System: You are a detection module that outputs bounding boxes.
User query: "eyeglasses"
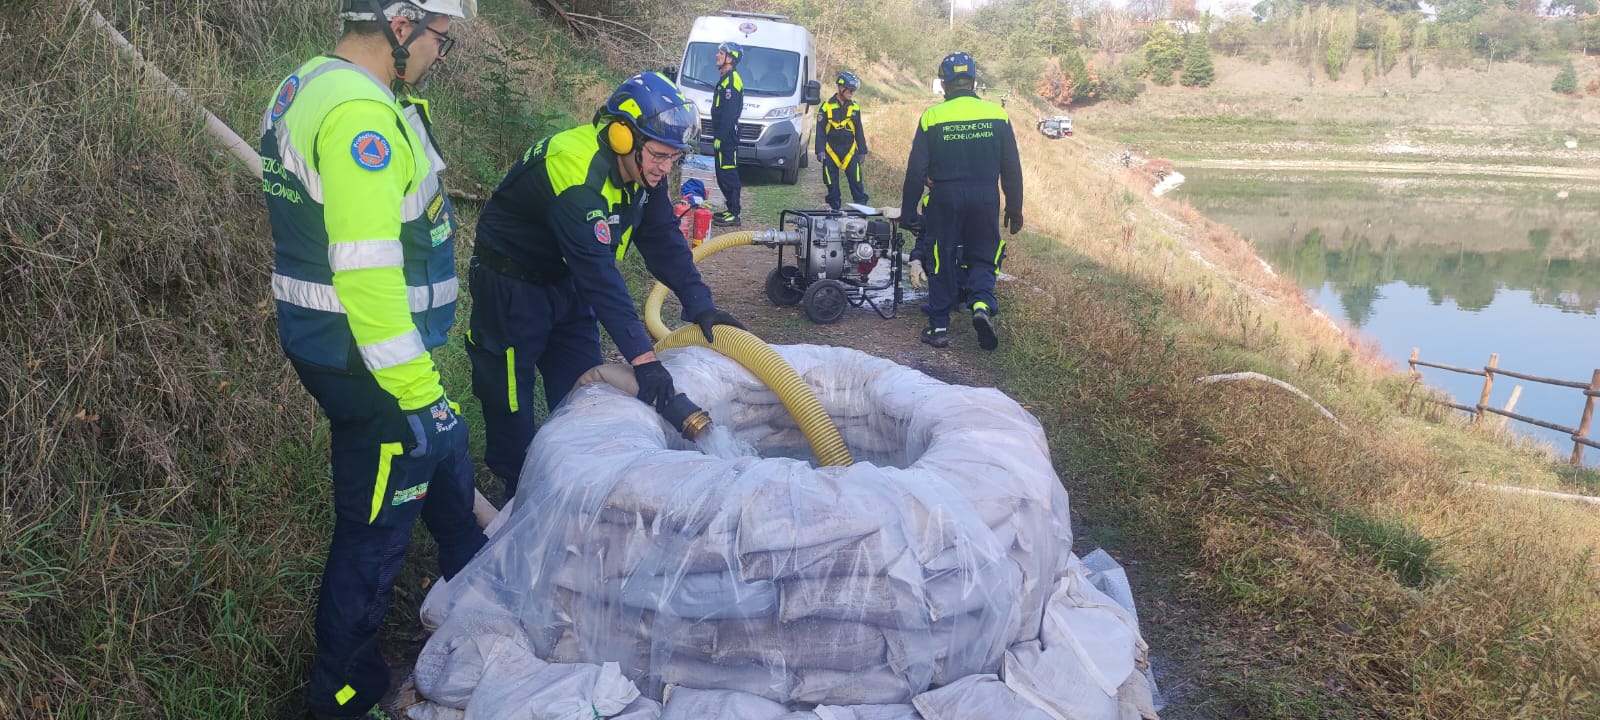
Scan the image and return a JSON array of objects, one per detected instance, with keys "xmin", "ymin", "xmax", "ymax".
[
  {"xmin": 641, "ymin": 147, "xmax": 684, "ymax": 166},
  {"xmin": 420, "ymin": 26, "xmax": 454, "ymax": 58}
]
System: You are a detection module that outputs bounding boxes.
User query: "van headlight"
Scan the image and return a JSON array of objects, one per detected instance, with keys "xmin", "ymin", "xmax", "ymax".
[{"xmin": 764, "ymin": 105, "xmax": 799, "ymax": 120}]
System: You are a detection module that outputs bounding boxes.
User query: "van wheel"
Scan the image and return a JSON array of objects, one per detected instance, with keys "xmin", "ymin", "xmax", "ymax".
[
  {"xmin": 781, "ymin": 150, "xmax": 801, "ymax": 185},
  {"xmin": 799, "ymin": 149, "xmax": 810, "ymax": 169}
]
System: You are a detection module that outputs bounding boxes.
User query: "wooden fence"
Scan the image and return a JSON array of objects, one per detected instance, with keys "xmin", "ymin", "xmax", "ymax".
[{"xmin": 1408, "ymin": 350, "xmax": 1600, "ymax": 465}]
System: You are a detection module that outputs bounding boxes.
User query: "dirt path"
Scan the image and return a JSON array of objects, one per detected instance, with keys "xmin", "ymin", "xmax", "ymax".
[{"xmin": 691, "ymin": 163, "xmax": 1007, "ymax": 390}]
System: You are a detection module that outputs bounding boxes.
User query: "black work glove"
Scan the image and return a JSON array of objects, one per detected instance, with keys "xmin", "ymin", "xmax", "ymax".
[
  {"xmin": 633, "ymin": 361, "xmax": 676, "ymax": 412},
  {"xmin": 693, "ymin": 307, "xmax": 747, "ymax": 343},
  {"xmin": 403, "ymin": 396, "xmax": 463, "ymax": 459},
  {"xmin": 1005, "ymin": 211, "xmax": 1024, "ymax": 236}
]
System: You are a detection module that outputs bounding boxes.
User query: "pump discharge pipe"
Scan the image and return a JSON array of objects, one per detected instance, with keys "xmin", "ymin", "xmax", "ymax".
[
  {"xmin": 484, "ymin": 229, "xmax": 849, "ymax": 527},
  {"xmin": 637, "ymin": 230, "xmax": 854, "ymax": 468}
]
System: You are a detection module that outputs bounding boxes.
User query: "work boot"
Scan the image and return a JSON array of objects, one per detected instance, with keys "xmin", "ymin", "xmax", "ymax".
[
  {"xmin": 972, "ymin": 304, "xmax": 998, "ymax": 351},
  {"xmin": 713, "ymin": 211, "xmax": 741, "ymax": 227},
  {"xmin": 920, "ymin": 326, "xmax": 950, "ymax": 348}
]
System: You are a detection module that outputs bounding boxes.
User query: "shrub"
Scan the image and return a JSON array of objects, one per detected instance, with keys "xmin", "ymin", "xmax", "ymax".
[{"xmin": 1553, "ymin": 58, "xmax": 1579, "ymax": 94}]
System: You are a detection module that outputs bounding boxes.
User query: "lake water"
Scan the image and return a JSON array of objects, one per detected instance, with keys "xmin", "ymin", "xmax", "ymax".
[{"xmin": 1175, "ymin": 168, "xmax": 1600, "ymax": 461}]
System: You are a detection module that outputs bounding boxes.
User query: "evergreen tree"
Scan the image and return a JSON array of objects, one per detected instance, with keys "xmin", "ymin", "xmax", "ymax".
[
  {"xmin": 1553, "ymin": 58, "xmax": 1578, "ymax": 94},
  {"xmin": 1181, "ymin": 24, "xmax": 1216, "ymax": 87},
  {"xmin": 1059, "ymin": 45, "xmax": 1100, "ymax": 102},
  {"xmin": 1144, "ymin": 24, "xmax": 1184, "ymax": 86}
]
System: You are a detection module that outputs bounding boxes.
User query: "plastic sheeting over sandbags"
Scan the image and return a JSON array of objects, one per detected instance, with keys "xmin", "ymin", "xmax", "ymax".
[{"xmin": 415, "ymin": 345, "xmax": 1158, "ymax": 719}]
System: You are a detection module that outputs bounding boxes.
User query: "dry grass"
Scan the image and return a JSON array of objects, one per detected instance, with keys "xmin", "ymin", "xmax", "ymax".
[
  {"xmin": 0, "ymin": 1, "xmax": 633, "ymax": 717},
  {"xmin": 863, "ymin": 98, "xmax": 1600, "ymax": 716}
]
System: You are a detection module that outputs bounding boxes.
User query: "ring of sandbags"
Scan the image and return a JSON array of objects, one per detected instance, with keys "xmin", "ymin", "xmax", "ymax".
[{"xmin": 426, "ymin": 345, "xmax": 1074, "ymax": 706}]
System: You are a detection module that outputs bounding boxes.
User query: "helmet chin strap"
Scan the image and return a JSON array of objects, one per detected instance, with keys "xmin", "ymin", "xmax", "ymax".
[{"xmin": 378, "ymin": 8, "xmax": 438, "ymax": 94}]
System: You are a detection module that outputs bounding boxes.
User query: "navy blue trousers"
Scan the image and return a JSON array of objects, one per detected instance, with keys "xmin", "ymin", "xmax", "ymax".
[
  {"xmin": 823, "ymin": 153, "xmax": 868, "ymax": 210},
  {"xmin": 294, "ymin": 362, "xmax": 486, "ymax": 718},
  {"xmin": 921, "ymin": 184, "xmax": 1004, "ymax": 329},
  {"xmin": 716, "ymin": 142, "xmax": 741, "ymax": 216},
  {"xmin": 465, "ymin": 264, "xmax": 603, "ymax": 497}
]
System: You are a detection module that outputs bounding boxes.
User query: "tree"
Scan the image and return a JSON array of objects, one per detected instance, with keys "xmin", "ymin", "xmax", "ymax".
[
  {"xmin": 1553, "ymin": 58, "xmax": 1579, "ymax": 94},
  {"xmin": 1060, "ymin": 45, "xmax": 1101, "ymax": 102},
  {"xmin": 1093, "ymin": 6, "xmax": 1140, "ymax": 58},
  {"xmin": 1181, "ymin": 22, "xmax": 1216, "ymax": 86},
  {"xmin": 1324, "ymin": 7, "xmax": 1357, "ymax": 80},
  {"xmin": 1144, "ymin": 23, "xmax": 1185, "ymax": 85}
]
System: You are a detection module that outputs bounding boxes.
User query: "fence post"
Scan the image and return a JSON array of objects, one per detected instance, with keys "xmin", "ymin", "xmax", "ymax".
[
  {"xmin": 1405, "ymin": 348, "xmax": 1420, "ymax": 410},
  {"xmin": 1474, "ymin": 354, "xmax": 1497, "ymax": 425},
  {"xmin": 1499, "ymin": 385, "xmax": 1522, "ymax": 435},
  {"xmin": 1570, "ymin": 369, "xmax": 1600, "ymax": 465}
]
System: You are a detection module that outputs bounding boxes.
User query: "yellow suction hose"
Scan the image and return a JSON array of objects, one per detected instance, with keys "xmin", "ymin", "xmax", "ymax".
[{"xmin": 646, "ymin": 231, "xmax": 855, "ymax": 467}]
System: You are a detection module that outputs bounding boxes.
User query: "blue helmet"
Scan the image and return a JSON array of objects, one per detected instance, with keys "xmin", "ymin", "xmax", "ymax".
[
  {"xmin": 718, "ymin": 41, "xmax": 743, "ymax": 65},
  {"xmin": 836, "ymin": 71, "xmax": 860, "ymax": 91},
  {"xmin": 938, "ymin": 52, "xmax": 977, "ymax": 83},
  {"xmin": 604, "ymin": 72, "xmax": 701, "ymax": 150}
]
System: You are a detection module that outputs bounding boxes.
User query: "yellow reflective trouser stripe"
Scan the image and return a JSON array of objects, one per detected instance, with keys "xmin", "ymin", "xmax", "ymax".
[
  {"xmin": 506, "ymin": 346, "xmax": 518, "ymax": 413},
  {"xmin": 994, "ymin": 238, "xmax": 1006, "ymax": 275},
  {"xmin": 933, "ymin": 242, "xmax": 941, "ymax": 274},
  {"xmin": 336, "ymin": 684, "xmax": 356, "ymax": 706},
  {"xmin": 371, "ymin": 442, "xmax": 403, "ymax": 523},
  {"xmin": 718, "ymin": 148, "xmax": 735, "ymax": 169}
]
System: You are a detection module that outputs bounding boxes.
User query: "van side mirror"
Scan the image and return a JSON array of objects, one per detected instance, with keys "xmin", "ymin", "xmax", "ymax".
[
  {"xmin": 663, "ymin": 66, "xmax": 678, "ymax": 82},
  {"xmin": 802, "ymin": 80, "xmax": 821, "ymax": 105}
]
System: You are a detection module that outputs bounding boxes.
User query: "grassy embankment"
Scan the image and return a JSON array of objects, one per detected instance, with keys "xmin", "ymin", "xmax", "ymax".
[
  {"xmin": 6, "ymin": 1, "xmax": 1600, "ymax": 718},
  {"xmin": 1076, "ymin": 55, "xmax": 1600, "ymax": 171},
  {"xmin": 862, "ymin": 84, "xmax": 1600, "ymax": 716},
  {"xmin": 0, "ymin": 2, "xmax": 624, "ymax": 717}
]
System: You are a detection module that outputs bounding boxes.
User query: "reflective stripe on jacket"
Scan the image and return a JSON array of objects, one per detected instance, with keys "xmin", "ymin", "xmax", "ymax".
[
  {"xmin": 711, "ymin": 70, "xmax": 744, "ymax": 142},
  {"xmin": 899, "ymin": 90, "xmax": 1023, "ymax": 221},
  {"xmin": 473, "ymin": 123, "xmax": 715, "ymax": 361},
  {"xmin": 815, "ymin": 95, "xmax": 867, "ymax": 167},
  {"xmin": 260, "ymin": 56, "xmax": 457, "ymax": 410}
]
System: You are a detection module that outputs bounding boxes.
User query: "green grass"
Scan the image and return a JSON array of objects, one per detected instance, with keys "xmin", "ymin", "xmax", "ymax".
[{"xmin": 1329, "ymin": 511, "xmax": 1449, "ymax": 589}]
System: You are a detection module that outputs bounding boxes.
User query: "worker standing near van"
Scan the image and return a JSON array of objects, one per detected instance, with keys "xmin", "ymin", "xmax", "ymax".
[
  {"xmin": 816, "ymin": 71, "xmax": 870, "ymax": 211},
  {"xmin": 711, "ymin": 41, "xmax": 745, "ymax": 226},
  {"xmin": 467, "ymin": 72, "xmax": 745, "ymax": 498},
  {"xmin": 899, "ymin": 51, "xmax": 1023, "ymax": 351},
  {"xmin": 260, "ymin": 1, "xmax": 487, "ymax": 718}
]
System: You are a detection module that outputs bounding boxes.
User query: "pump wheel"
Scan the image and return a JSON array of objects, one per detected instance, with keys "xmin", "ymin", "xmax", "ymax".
[
  {"xmin": 801, "ymin": 279, "xmax": 850, "ymax": 324},
  {"xmin": 765, "ymin": 265, "xmax": 804, "ymax": 306}
]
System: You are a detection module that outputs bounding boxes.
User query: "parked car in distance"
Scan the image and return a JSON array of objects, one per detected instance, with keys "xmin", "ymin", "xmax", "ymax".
[{"xmin": 1037, "ymin": 115, "xmax": 1072, "ymax": 139}]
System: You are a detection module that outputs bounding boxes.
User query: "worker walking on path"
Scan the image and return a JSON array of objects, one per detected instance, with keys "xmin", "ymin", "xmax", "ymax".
[
  {"xmin": 710, "ymin": 41, "xmax": 745, "ymax": 226},
  {"xmin": 816, "ymin": 70, "xmax": 870, "ymax": 211},
  {"xmin": 898, "ymin": 51, "xmax": 1023, "ymax": 351},
  {"xmin": 259, "ymin": 2, "xmax": 487, "ymax": 718},
  {"xmin": 468, "ymin": 72, "xmax": 745, "ymax": 499}
]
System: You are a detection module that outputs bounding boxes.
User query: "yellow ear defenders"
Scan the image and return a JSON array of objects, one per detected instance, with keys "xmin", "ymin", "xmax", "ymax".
[{"xmin": 604, "ymin": 119, "xmax": 636, "ymax": 155}]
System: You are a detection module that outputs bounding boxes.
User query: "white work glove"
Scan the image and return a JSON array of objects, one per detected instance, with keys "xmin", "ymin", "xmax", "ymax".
[{"xmin": 906, "ymin": 259, "xmax": 926, "ymax": 290}]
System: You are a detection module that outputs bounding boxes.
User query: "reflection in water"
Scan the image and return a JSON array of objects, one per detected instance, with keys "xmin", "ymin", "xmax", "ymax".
[
  {"xmin": 1178, "ymin": 170, "xmax": 1600, "ymax": 326},
  {"xmin": 1178, "ymin": 169, "xmax": 1600, "ymax": 462}
]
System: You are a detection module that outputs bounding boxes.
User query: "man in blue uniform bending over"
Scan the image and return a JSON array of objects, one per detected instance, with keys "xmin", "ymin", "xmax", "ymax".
[{"xmin": 468, "ymin": 72, "xmax": 744, "ymax": 498}]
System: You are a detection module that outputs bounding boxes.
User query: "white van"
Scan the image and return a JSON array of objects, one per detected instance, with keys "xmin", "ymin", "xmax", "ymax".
[{"xmin": 674, "ymin": 10, "xmax": 821, "ymax": 184}]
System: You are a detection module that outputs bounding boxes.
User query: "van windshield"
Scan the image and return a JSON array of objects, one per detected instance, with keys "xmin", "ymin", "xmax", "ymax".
[{"xmin": 680, "ymin": 41, "xmax": 801, "ymax": 97}]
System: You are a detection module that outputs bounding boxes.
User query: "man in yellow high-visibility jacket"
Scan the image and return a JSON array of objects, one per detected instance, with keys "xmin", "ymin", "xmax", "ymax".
[{"xmin": 259, "ymin": 2, "xmax": 485, "ymax": 717}]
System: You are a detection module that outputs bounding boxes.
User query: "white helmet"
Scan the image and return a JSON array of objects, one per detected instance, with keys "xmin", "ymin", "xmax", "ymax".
[{"xmin": 341, "ymin": 0, "xmax": 476, "ymax": 21}]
